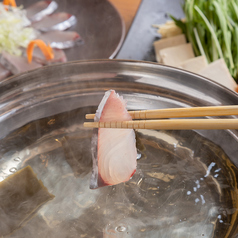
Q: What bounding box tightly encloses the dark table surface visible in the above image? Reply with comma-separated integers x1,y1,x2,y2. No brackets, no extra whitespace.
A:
116,0,184,62
17,0,125,61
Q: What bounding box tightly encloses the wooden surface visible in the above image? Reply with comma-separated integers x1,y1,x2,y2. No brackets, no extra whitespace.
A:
84,119,238,130
85,105,238,120
108,0,142,34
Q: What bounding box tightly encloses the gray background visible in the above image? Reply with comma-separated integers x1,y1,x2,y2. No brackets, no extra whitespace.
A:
116,0,184,61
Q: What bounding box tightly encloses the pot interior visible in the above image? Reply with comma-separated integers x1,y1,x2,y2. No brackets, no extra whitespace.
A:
0,60,238,237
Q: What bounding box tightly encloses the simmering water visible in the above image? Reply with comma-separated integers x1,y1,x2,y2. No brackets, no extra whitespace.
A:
0,107,238,238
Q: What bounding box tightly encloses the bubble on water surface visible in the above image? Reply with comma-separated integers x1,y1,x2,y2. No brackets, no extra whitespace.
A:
116,225,127,232
14,157,21,162
9,167,17,173
137,153,141,160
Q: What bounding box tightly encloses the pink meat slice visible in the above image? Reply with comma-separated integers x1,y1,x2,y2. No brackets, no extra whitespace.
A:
0,64,11,81
27,47,67,65
26,1,58,22
38,31,81,49
0,51,42,75
91,90,137,188
31,12,77,32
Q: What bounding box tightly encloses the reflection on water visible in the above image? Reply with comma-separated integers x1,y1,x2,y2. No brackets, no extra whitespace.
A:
0,107,238,237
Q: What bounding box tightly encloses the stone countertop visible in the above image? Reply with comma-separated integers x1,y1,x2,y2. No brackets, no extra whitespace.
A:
116,0,184,61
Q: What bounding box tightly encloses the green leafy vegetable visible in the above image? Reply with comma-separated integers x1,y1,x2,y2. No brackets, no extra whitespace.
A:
171,0,238,81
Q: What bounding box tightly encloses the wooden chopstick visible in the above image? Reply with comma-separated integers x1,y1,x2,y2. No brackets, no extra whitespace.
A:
85,105,238,120
83,119,238,130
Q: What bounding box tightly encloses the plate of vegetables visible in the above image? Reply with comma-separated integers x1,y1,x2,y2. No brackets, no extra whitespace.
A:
153,0,238,92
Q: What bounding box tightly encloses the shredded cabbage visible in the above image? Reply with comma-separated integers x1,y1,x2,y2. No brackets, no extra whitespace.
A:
0,3,36,56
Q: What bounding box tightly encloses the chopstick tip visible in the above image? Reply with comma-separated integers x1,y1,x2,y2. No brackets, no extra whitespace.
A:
85,114,94,119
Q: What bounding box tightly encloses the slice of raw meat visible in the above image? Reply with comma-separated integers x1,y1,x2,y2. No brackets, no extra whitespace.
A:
90,90,137,189
38,31,82,49
24,47,67,65
26,1,58,22
0,51,42,75
31,12,77,32
0,64,11,81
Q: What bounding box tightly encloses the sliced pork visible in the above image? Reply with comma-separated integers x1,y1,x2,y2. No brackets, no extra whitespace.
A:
0,51,42,75
0,64,11,80
26,1,58,22
31,12,77,32
38,30,81,49
34,47,67,64
24,46,67,65
90,90,137,189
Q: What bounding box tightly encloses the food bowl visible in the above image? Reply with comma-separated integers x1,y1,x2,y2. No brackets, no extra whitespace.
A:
0,60,238,237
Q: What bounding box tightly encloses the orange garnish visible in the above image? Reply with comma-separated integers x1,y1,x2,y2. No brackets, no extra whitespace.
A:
27,40,54,63
3,0,17,7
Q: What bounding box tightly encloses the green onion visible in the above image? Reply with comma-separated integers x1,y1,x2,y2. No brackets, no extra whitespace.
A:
194,5,224,59
193,27,208,64
171,0,238,81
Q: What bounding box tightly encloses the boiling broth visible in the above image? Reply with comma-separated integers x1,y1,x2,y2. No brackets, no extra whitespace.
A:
0,107,238,238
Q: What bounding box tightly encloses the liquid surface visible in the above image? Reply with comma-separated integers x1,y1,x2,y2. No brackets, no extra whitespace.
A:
0,107,238,238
